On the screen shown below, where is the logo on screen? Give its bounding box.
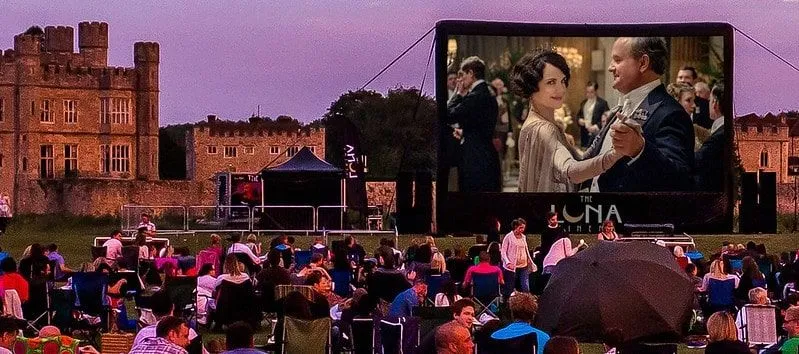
[551,197,622,233]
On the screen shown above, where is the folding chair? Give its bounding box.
[195,250,220,275]
[706,277,736,313]
[424,274,445,305]
[378,318,404,354]
[350,318,374,354]
[471,272,501,318]
[23,275,53,332]
[283,316,332,354]
[90,246,107,260]
[739,304,778,346]
[120,245,140,271]
[294,250,313,269]
[311,244,329,260]
[164,276,198,324]
[232,252,262,275]
[330,268,353,298]
[71,272,110,347]
[3,289,39,333]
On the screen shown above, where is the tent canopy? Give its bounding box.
[260,147,343,176]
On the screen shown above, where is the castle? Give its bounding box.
[0,22,159,212]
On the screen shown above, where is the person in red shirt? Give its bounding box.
[0,257,29,303]
[463,251,504,288]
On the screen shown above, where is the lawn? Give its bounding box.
[2,214,797,353]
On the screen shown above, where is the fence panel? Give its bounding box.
[121,205,187,232]
[317,205,371,231]
[187,206,252,232]
[252,206,315,233]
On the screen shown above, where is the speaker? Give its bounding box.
[759,172,777,233]
[739,172,758,233]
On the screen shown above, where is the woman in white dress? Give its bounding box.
[511,50,622,192]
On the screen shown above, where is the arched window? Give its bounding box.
[760,149,769,168]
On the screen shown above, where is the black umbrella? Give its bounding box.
[534,241,694,342]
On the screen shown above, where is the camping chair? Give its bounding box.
[294,250,313,269]
[375,316,420,354]
[471,272,502,318]
[90,246,107,260]
[164,276,198,324]
[739,304,778,346]
[729,259,744,274]
[23,275,52,332]
[311,244,329,260]
[215,279,261,329]
[71,272,110,347]
[3,289,42,334]
[195,250,220,275]
[350,318,374,354]
[330,268,353,298]
[424,274,445,305]
[282,316,331,354]
[120,245,140,271]
[706,277,736,313]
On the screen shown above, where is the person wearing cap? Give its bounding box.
[226,234,261,265]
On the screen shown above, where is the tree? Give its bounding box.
[322,88,437,180]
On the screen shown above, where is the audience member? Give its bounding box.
[255,250,291,313]
[445,246,470,284]
[297,253,331,280]
[543,336,579,354]
[673,245,692,271]
[0,257,29,303]
[463,251,504,289]
[197,263,217,294]
[245,234,261,257]
[130,316,191,354]
[222,321,263,354]
[596,220,618,241]
[737,256,767,302]
[133,290,202,350]
[539,212,568,266]
[368,246,411,303]
[501,218,536,296]
[226,234,261,265]
[705,311,749,354]
[388,280,427,318]
[18,243,50,280]
[434,280,463,307]
[0,316,21,354]
[102,230,124,262]
[435,321,474,354]
[698,259,739,313]
[491,292,550,354]
[47,243,72,281]
[307,271,343,315]
[136,229,151,260]
[215,254,251,289]
[542,237,582,276]
[205,234,225,260]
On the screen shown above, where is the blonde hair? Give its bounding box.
[224,254,242,276]
[247,234,257,243]
[748,287,768,305]
[210,234,221,245]
[709,259,726,278]
[425,236,437,247]
[707,311,738,342]
[666,82,695,100]
[431,252,447,273]
[673,245,685,258]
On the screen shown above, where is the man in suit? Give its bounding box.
[577,81,610,148]
[677,66,712,129]
[694,83,726,191]
[447,56,501,192]
[583,37,695,192]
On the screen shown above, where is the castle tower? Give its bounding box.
[78,22,108,67]
[44,26,74,53]
[134,42,160,180]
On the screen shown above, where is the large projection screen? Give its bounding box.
[435,20,734,234]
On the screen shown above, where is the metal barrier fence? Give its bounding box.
[121,205,187,232]
[187,206,252,232]
[121,204,389,235]
[251,205,316,233]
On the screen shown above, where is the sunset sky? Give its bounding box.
[2,0,798,125]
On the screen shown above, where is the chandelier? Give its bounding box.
[553,46,583,69]
[447,38,458,68]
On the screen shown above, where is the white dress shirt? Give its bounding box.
[103,238,123,260]
[591,79,661,192]
[227,242,261,264]
[710,116,725,135]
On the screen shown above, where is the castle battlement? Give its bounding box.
[192,115,323,139]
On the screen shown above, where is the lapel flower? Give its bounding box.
[630,108,649,124]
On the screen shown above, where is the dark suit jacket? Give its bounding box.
[693,96,712,129]
[694,125,725,191]
[447,81,501,192]
[583,84,695,192]
[577,97,610,147]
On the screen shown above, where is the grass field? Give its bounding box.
[2,214,798,353]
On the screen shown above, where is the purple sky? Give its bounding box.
[3,0,798,126]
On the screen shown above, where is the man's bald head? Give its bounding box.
[435,321,473,353]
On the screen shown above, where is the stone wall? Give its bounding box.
[15,179,214,216]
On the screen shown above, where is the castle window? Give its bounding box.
[100,98,131,124]
[269,146,279,155]
[40,100,52,123]
[0,98,4,122]
[224,146,237,158]
[207,145,218,154]
[40,145,54,179]
[22,157,27,171]
[309,146,316,154]
[31,101,35,115]
[287,146,299,157]
[63,100,78,124]
[760,149,769,168]
[100,144,130,173]
[0,154,3,167]
[244,146,254,154]
[772,125,779,134]
[756,125,763,134]
[64,144,78,175]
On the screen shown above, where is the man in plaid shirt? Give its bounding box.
[129,316,190,354]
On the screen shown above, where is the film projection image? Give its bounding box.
[436,21,734,234]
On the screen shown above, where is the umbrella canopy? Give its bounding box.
[534,241,694,342]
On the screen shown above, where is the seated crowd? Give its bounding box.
[4,220,799,354]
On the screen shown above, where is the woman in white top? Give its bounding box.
[596,220,618,241]
[434,280,463,307]
[500,218,536,296]
[542,238,583,275]
[0,192,11,234]
[511,50,624,193]
[135,230,150,260]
